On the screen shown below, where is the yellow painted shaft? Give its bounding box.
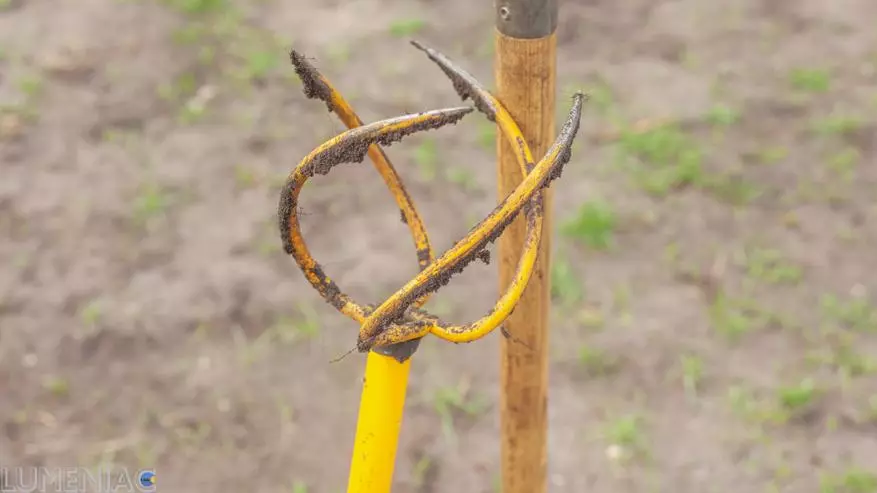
[346,351,412,493]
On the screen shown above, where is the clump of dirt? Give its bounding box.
[290,49,336,113]
[303,108,473,177]
[410,40,498,122]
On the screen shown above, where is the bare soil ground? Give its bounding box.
[2,0,877,492]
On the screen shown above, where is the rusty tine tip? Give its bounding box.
[409,39,428,52]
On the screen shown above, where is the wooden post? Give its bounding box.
[494,1,557,493]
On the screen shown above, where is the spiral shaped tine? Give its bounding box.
[280,44,585,355]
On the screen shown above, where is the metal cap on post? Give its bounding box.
[495,0,558,39]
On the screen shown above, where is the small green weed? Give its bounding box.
[577,346,619,376]
[727,385,760,419]
[414,138,439,180]
[603,414,648,459]
[616,124,703,196]
[820,468,877,493]
[444,168,479,192]
[476,121,496,150]
[808,340,877,379]
[411,454,436,489]
[132,184,171,225]
[680,354,704,396]
[240,49,280,80]
[702,174,762,206]
[171,23,208,45]
[576,307,605,330]
[233,165,258,188]
[432,381,489,445]
[755,146,789,165]
[291,304,321,340]
[705,104,740,126]
[777,378,818,413]
[158,72,199,102]
[550,254,583,307]
[812,114,865,136]
[162,0,227,15]
[42,375,71,397]
[821,294,877,333]
[743,247,803,285]
[788,67,831,93]
[561,200,616,250]
[827,147,861,180]
[612,284,631,316]
[79,300,102,325]
[16,74,44,99]
[240,306,320,365]
[709,293,760,340]
[388,18,426,37]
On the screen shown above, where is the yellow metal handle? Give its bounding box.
[346,352,412,493]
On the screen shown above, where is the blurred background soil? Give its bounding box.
[1,0,876,491]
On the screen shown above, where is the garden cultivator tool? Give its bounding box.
[280,41,582,493]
